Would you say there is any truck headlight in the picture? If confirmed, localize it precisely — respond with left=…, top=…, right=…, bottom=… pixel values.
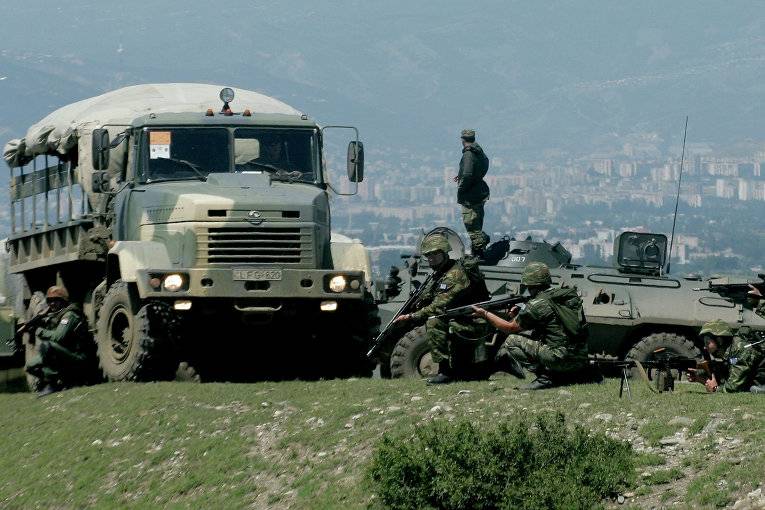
left=328, top=275, right=347, bottom=293
left=163, top=274, right=184, bottom=292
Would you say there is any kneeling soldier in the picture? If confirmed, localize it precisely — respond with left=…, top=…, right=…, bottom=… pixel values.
left=394, top=233, right=489, bottom=384
left=25, top=286, right=91, bottom=396
left=472, top=262, right=591, bottom=389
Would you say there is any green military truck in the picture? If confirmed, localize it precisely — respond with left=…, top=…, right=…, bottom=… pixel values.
left=3, top=83, right=379, bottom=382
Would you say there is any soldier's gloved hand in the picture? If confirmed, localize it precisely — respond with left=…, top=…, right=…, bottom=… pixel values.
left=704, top=378, right=719, bottom=393
left=686, top=368, right=707, bottom=384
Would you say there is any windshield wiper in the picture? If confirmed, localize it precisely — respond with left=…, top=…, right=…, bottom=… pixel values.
left=172, top=159, right=208, bottom=181
left=239, top=161, right=284, bottom=173
left=146, top=175, right=207, bottom=184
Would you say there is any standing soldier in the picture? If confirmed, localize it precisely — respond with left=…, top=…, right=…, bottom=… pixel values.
left=748, top=284, right=764, bottom=319
left=472, top=262, right=592, bottom=389
left=25, top=286, right=92, bottom=396
left=455, top=129, right=490, bottom=258
left=694, top=320, right=765, bottom=394
left=393, top=233, right=489, bottom=384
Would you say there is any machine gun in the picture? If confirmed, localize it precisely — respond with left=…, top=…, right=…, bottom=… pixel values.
left=4, top=306, right=50, bottom=355
left=590, top=348, right=723, bottom=399
left=367, top=272, right=434, bottom=359
left=703, top=274, right=765, bottom=305
left=429, top=294, right=529, bottom=320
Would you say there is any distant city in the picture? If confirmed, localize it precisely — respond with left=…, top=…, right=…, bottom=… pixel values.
left=330, top=141, right=765, bottom=278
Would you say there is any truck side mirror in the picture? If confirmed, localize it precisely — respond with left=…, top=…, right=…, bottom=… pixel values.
left=91, top=171, right=111, bottom=193
left=92, top=129, right=110, bottom=170
left=347, top=141, right=364, bottom=182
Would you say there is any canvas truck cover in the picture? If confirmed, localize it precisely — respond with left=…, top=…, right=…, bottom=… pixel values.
left=3, top=83, right=303, bottom=168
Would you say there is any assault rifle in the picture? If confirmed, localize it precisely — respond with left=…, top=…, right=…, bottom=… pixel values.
left=590, top=348, right=722, bottom=399
left=429, top=294, right=529, bottom=320
left=367, top=272, right=434, bottom=359
left=701, top=273, right=765, bottom=305
left=4, top=306, right=49, bottom=355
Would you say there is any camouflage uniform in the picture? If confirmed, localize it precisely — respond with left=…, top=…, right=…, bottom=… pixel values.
left=700, top=320, right=765, bottom=393
left=457, top=129, right=490, bottom=254
left=496, top=263, right=589, bottom=380
left=411, top=235, right=489, bottom=372
left=26, top=296, right=90, bottom=389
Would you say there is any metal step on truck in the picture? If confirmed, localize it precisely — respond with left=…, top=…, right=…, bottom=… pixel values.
left=3, top=83, right=380, bottom=384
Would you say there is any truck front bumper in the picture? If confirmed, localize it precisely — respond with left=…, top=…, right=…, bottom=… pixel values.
left=135, top=267, right=366, bottom=300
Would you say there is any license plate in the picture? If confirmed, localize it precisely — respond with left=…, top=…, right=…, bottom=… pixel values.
left=232, top=268, right=283, bottom=281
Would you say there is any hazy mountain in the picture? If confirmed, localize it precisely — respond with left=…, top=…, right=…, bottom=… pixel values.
left=1, top=1, right=764, bottom=161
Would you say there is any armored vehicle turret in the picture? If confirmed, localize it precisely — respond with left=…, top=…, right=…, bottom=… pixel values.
left=4, top=84, right=378, bottom=384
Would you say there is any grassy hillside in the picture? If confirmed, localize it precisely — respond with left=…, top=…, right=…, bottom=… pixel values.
left=0, top=377, right=763, bottom=509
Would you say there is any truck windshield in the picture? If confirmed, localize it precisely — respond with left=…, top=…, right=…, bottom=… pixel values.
left=141, top=127, right=319, bottom=184
left=144, top=128, right=230, bottom=182
left=234, top=128, right=318, bottom=183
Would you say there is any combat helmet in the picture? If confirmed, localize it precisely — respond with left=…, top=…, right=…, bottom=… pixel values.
left=421, top=234, right=451, bottom=256
left=521, top=262, right=552, bottom=286
left=46, top=285, right=69, bottom=302
left=699, top=319, right=733, bottom=338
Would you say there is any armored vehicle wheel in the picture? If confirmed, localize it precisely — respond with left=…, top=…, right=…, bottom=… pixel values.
left=626, top=332, right=701, bottom=379
left=96, top=281, right=178, bottom=381
left=390, top=326, right=438, bottom=378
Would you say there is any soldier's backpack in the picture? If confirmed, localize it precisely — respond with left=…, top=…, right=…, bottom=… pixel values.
left=544, top=287, right=589, bottom=343
left=458, top=256, right=490, bottom=303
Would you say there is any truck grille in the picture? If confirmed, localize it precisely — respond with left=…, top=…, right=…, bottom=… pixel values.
left=197, top=226, right=313, bottom=265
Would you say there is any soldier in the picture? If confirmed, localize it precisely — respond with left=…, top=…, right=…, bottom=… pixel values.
left=472, top=262, right=591, bottom=390
left=748, top=284, right=764, bottom=319
left=695, top=320, right=765, bottom=394
left=25, top=286, right=91, bottom=396
left=393, top=233, right=489, bottom=384
left=455, top=129, right=490, bottom=258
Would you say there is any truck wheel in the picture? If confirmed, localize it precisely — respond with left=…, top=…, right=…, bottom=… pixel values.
left=331, top=292, right=380, bottom=378
left=390, top=325, right=438, bottom=378
left=96, top=281, right=177, bottom=381
left=626, top=332, right=701, bottom=378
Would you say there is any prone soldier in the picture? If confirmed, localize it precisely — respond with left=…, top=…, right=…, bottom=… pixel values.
left=472, top=262, right=593, bottom=389
left=393, top=233, right=490, bottom=384
left=693, top=319, right=765, bottom=394
left=25, top=286, right=93, bottom=396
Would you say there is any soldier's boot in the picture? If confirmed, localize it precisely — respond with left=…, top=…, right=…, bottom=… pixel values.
left=426, top=362, right=454, bottom=385
left=521, top=375, right=555, bottom=390
left=37, top=384, right=61, bottom=398
left=750, top=385, right=765, bottom=394
left=494, top=351, right=526, bottom=379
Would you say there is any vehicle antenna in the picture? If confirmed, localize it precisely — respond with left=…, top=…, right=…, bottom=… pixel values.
left=666, top=116, right=688, bottom=275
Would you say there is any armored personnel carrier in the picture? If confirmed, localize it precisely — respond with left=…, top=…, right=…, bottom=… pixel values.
left=375, top=230, right=765, bottom=378
left=3, top=84, right=378, bottom=383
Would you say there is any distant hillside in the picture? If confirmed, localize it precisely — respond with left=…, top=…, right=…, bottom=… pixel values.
left=1, top=1, right=764, bottom=161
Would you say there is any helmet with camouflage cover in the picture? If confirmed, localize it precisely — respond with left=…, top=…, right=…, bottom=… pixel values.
left=699, top=319, right=733, bottom=338
left=46, top=285, right=69, bottom=302
left=421, top=234, right=451, bottom=256
left=521, top=262, right=552, bottom=286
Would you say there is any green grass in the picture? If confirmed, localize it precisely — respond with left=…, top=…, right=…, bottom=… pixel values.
left=644, top=467, right=684, bottom=485
left=0, top=377, right=763, bottom=508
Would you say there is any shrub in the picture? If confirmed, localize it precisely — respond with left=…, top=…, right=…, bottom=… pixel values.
left=367, top=413, right=633, bottom=510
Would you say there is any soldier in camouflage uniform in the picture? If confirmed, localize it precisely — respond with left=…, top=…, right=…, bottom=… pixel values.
left=696, top=319, right=765, bottom=394
left=748, top=284, right=765, bottom=319
left=472, top=262, right=591, bottom=390
left=455, top=129, right=490, bottom=257
left=25, top=286, right=91, bottom=396
left=393, top=233, right=489, bottom=384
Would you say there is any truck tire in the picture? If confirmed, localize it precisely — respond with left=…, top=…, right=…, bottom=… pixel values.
left=626, top=332, right=701, bottom=378
left=327, top=292, right=380, bottom=378
left=96, top=281, right=177, bottom=381
left=389, top=325, right=438, bottom=378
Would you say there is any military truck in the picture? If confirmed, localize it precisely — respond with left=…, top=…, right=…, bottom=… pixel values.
left=3, top=83, right=379, bottom=382
left=376, top=230, right=765, bottom=378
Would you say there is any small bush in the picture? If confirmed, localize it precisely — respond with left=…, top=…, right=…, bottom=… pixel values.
left=367, top=413, right=634, bottom=510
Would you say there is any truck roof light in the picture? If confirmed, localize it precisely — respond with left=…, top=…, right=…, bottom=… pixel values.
left=243, top=109, right=252, bottom=117
left=206, top=108, right=214, bottom=116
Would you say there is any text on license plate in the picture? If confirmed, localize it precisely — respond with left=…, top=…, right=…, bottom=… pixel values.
left=232, top=269, right=283, bottom=281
